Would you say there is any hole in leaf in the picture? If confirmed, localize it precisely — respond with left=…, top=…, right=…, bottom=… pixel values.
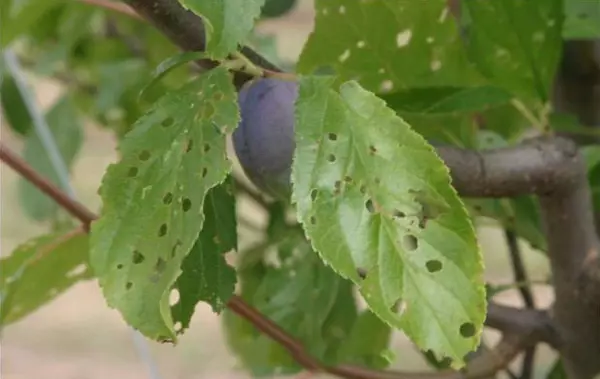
left=393, top=210, right=405, bottom=218
left=126, top=282, right=133, bottom=290
left=133, top=250, right=145, bottom=264
left=202, top=167, right=208, bottom=178
left=139, top=150, right=151, bottom=161
left=460, top=322, right=476, bottom=338
left=174, top=322, right=183, bottom=332
left=310, top=189, right=318, bottom=201
left=426, top=259, right=442, bottom=273
left=328, top=154, right=336, bottom=162
left=171, top=240, right=182, bottom=257
left=403, top=235, right=418, bottom=251
left=328, top=133, right=338, bottom=141
left=127, top=167, right=138, bottom=177
left=369, top=145, right=377, bottom=154
left=344, top=176, right=352, bottom=183
left=158, top=223, right=168, bottom=237
left=357, top=268, right=368, bottom=279
left=169, top=289, right=180, bottom=306
left=155, top=257, right=167, bottom=273
left=117, top=264, right=123, bottom=269
left=334, top=180, right=342, bottom=194
left=163, top=192, right=173, bottom=205
left=397, top=300, right=407, bottom=315
left=182, top=198, right=192, bottom=212
left=162, top=117, right=174, bottom=127
left=203, top=143, right=211, bottom=153
left=365, top=199, right=375, bottom=213
left=185, top=139, right=193, bottom=152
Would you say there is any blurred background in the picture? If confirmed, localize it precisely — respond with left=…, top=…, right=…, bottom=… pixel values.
left=1, top=0, right=558, bottom=378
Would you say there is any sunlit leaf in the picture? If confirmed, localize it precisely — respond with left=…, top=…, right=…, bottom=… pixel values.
left=89, top=66, right=239, bottom=342
left=291, top=76, right=486, bottom=367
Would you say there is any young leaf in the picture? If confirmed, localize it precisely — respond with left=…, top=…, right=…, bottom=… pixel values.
left=89, top=66, right=239, bottom=342
left=298, top=0, right=482, bottom=94
left=291, top=76, right=486, bottom=367
left=18, top=96, right=84, bottom=222
left=464, top=0, right=563, bottom=102
left=0, top=228, right=92, bottom=326
left=171, top=178, right=237, bottom=333
left=0, top=72, right=32, bottom=136
left=380, top=86, right=513, bottom=115
left=139, top=51, right=208, bottom=101
left=178, top=0, right=266, bottom=59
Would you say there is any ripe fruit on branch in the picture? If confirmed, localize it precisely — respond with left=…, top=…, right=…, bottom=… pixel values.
left=232, top=78, right=298, bottom=200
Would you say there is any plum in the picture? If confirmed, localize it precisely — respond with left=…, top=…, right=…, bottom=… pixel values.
left=232, top=78, right=298, bottom=200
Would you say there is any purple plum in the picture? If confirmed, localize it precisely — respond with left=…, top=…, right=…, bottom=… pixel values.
left=232, top=78, right=298, bottom=199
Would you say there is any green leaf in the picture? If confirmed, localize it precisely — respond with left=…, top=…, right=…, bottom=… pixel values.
left=178, top=0, right=266, bottom=59
left=337, top=310, right=392, bottom=369
left=464, top=0, right=564, bottom=102
left=89, top=66, right=239, bottom=342
left=469, top=196, right=547, bottom=252
left=0, top=229, right=92, bottom=326
left=298, top=0, right=482, bottom=94
left=171, top=179, right=237, bottom=333
left=261, top=0, right=297, bottom=18
left=0, top=72, right=32, bottom=135
left=18, top=96, right=84, bottom=222
left=546, top=359, right=567, bottom=379
left=291, top=76, right=486, bottom=367
left=223, top=234, right=358, bottom=376
left=563, top=0, right=600, bottom=39
left=1, top=0, right=63, bottom=46
left=380, top=86, right=513, bottom=115
left=139, top=51, right=208, bottom=101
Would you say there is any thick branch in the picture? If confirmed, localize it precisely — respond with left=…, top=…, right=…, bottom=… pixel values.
left=435, top=137, right=579, bottom=197
left=538, top=174, right=600, bottom=378
left=485, top=303, right=559, bottom=348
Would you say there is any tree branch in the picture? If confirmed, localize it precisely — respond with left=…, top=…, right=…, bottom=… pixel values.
left=434, top=137, right=580, bottom=197
left=485, top=303, right=559, bottom=348
left=1, top=140, right=560, bottom=379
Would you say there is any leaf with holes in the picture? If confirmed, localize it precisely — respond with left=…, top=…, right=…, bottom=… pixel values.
left=464, top=0, right=563, bottom=102
left=89, top=66, right=239, bottom=342
left=171, top=178, right=237, bottom=333
left=18, top=95, right=84, bottom=222
left=178, top=0, right=266, bottom=59
left=0, top=228, right=92, bottom=325
left=291, top=76, right=486, bottom=367
left=297, top=0, right=482, bottom=94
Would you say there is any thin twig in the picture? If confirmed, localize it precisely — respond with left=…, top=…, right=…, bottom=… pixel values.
left=504, top=230, right=536, bottom=379
left=0, top=142, right=550, bottom=379
left=0, top=144, right=96, bottom=228
left=77, top=0, right=142, bottom=19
